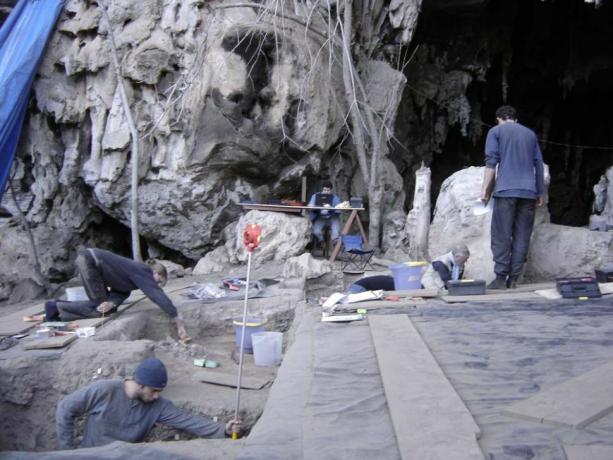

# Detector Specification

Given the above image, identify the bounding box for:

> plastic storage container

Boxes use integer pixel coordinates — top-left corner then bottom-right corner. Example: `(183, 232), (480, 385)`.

(233, 317), (267, 353)
(556, 277), (601, 299)
(65, 286), (88, 301)
(390, 262), (427, 290)
(252, 331), (283, 366)
(447, 279), (486, 296)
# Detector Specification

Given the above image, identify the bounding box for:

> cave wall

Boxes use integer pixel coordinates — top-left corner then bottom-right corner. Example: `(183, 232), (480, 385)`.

(0, 0), (420, 298)
(392, 0), (613, 227)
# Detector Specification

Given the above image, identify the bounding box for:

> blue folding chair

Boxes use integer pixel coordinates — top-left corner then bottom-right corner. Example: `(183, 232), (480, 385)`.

(340, 234), (374, 273)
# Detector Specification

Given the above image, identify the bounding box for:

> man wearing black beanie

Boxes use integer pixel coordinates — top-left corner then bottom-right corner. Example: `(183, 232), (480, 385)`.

(56, 358), (241, 449)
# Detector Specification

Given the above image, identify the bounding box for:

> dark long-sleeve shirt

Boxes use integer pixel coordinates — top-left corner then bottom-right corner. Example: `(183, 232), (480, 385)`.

(90, 249), (178, 318)
(484, 121), (545, 199)
(56, 380), (226, 449)
(353, 275), (396, 291)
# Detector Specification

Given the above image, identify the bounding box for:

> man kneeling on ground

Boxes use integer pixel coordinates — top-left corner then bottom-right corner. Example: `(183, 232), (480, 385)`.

(421, 244), (471, 290)
(30, 248), (189, 341)
(56, 358), (241, 449)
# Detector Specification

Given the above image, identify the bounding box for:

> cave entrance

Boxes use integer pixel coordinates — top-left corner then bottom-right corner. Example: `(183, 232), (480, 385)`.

(394, 0), (613, 226)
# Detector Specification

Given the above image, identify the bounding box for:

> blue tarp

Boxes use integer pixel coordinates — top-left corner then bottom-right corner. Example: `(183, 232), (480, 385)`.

(0, 0), (64, 204)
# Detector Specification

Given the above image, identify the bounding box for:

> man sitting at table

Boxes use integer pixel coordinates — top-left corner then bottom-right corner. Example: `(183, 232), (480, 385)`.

(308, 181), (342, 245)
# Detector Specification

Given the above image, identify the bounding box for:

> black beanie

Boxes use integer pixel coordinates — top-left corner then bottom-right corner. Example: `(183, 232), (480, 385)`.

(134, 358), (167, 388)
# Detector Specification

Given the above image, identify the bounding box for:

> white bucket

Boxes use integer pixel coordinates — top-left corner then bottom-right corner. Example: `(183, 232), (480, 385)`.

(65, 286), (88, 301)
(252, 332), (283, 366)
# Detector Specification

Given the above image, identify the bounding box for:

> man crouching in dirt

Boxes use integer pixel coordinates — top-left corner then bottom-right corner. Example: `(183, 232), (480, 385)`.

(56, 358), (241, 449)
(34, 248), (190, 342)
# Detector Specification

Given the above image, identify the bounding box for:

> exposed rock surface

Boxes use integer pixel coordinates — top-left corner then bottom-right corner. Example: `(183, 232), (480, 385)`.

(194, 210), (311, 274)
(282, 253), (332, 280)
(525, 223), (613, 280)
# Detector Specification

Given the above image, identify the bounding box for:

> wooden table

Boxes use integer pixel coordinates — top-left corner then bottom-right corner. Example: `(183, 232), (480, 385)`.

(239, 203), (367, 263)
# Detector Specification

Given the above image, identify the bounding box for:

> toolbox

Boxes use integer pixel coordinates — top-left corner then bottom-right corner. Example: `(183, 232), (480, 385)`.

(556, 277), (601, 299)
(594, 265), (613, 283)
(447, 279), (486, 296)
(350, 197), (363, 208)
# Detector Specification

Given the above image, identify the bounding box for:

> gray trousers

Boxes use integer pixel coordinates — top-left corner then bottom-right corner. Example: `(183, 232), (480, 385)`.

(491, 197), (536, 278)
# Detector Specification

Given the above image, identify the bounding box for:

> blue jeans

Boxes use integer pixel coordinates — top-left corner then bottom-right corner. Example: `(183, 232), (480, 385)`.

(491, 197), (536, 278)
(312, 216), (340, 242)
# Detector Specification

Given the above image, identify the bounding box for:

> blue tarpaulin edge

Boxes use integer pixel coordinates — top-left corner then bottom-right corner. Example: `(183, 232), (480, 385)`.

(0, 0), (65, 204)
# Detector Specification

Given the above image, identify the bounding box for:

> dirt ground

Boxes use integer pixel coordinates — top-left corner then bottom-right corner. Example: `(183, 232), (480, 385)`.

(0, 263), (305, 455)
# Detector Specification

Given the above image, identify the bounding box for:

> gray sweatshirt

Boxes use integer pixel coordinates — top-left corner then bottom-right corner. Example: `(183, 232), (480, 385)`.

(56, 380), (226, 449)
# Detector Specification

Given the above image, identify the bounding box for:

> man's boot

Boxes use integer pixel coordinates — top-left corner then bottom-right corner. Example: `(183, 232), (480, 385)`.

(507, 276), (518, 289)
(487, 275), (507, 290)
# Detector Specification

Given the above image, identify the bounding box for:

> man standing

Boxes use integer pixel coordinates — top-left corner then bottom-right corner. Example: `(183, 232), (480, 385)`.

(56, 358), (241, 449)
(40, 248), (189, 341)
(480, 105), (545, 289)
(308, 181), (342, 244)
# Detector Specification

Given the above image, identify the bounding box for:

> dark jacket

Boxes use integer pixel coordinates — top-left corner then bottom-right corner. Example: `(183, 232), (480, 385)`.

(89, 249), (178, 318)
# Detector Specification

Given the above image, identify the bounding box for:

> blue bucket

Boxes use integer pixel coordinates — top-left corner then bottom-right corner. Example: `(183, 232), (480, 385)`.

(390, 262), (427, 290)
(233, 317), (267, 353)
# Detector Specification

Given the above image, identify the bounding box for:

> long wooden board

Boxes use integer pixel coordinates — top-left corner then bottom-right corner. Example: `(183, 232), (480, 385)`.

(442, 291), (542, 303)
(23, 333), (77, 350)
(197, 371), (271, 390)
(369, 315), (484, 460)
(0, 303), (45, 336)
(334, 299), (420, 312)
(503, 360), (613, 428)
(387, 289), (440, 298)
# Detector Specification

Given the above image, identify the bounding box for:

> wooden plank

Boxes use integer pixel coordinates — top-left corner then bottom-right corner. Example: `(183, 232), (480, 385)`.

(442, 291), (542, 303)
(0, 303), (45, 336)
(563, 445), (613, 460)
(508, 282), (555, 293)
(23, 333), (77, 350)
(502, 360), (613, 428)
(369, 315), (484, 460)
(388, 289), (439, 298)
(197, 371), (271, 390)
(334, 299), (420, 312)
(535, 288), (561, 300)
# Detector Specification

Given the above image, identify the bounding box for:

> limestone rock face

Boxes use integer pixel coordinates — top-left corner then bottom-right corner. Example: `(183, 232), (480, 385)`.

(231, 210), (312, 266)
(1, 0), (357, 290)
(590, 165), (613, 231)
(283, 253), (332, 280)
(193, 209), (312, 273)
(525, 223), (613, 280)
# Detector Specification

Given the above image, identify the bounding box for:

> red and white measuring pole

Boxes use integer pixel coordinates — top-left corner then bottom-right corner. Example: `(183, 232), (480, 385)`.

(232, 224), (262, 439)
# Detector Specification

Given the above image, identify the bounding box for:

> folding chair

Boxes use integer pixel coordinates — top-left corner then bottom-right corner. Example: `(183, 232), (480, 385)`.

(340, 234), (374, 273)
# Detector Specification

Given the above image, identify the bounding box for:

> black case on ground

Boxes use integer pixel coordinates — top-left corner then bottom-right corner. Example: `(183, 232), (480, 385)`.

(556, 277), (601, 298)
(447, 279), (486, 296)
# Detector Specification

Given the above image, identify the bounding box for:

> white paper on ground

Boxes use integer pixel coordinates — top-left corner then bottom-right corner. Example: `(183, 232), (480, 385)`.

(321, 314), (364, 322)
(345, 290), (384, 303)
(322, 292), (346, 308)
